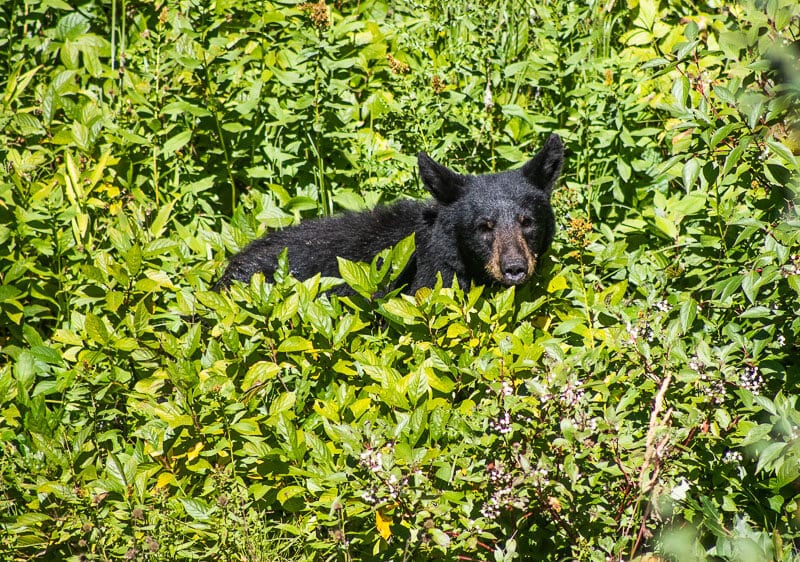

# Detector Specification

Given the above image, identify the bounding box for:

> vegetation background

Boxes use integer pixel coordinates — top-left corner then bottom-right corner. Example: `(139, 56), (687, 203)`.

(1, 0), (799, 560)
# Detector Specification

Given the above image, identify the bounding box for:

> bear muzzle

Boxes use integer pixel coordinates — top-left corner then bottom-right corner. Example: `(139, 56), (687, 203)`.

(486, 231), (537, 286)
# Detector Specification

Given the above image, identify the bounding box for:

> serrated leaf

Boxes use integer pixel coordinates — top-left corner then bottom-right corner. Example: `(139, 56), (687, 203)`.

(277, 336), (313, 353)
(337, 258), (371, 297)
(380, 297), (422, 323)
(29, 345), (64, 367)
(56, 12), (90, 41)
(195, 291), (232, 316)
(181, 498), (214, 521)
(85, 313), (109, 344)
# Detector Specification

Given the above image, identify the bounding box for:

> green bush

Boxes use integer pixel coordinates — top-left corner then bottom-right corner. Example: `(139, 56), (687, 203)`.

(1, 0), (798, 560)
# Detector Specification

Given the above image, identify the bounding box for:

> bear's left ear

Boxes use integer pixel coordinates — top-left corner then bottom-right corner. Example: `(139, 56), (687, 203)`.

(418, 152), (465, 204)
(521, 134), (564, 195)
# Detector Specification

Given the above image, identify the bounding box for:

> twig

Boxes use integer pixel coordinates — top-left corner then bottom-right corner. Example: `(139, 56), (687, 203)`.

(630, 373), (673, 558)
(638, 373), (672, 494)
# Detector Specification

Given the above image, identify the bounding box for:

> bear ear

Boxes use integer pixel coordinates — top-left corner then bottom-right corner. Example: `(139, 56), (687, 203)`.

(521, 134), (564, 195)
(418, 152), (465, 204)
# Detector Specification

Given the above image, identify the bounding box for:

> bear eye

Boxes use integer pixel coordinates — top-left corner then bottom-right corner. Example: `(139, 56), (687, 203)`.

(519, 215), (533, 228)
(478, 220), (495, 233)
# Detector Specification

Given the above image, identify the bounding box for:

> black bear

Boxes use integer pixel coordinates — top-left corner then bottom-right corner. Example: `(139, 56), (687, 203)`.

(214, 134), (564, 294)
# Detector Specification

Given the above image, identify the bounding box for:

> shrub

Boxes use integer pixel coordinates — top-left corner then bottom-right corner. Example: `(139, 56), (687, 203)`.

(1, 0), (798, 560)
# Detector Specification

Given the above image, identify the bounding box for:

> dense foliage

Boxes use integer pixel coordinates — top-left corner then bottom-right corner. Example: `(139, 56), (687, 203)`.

(1, 0), (799, 560)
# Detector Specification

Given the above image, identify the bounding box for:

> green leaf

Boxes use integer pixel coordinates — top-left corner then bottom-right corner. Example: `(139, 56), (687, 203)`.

(389, 234), (416, 281)
(162, 130), (192, 155)
(766, 138), (797, 169)
(277, 336), (313, 353)
(231, 419), (262, 436)
(405, 369), (429, 405)
(654, 215), (679, 239)
(547, 275), (567, 293)
(276, 486), (306, 506)
(181, 498), (215, 521)
(244, 361), (281, 390)
(380, 297), (422, 324)
(56, 13), (90, 41)
(617, 159), (632, 182)
(708, 122), (740, 148)
(337, 258), (372, 297)
(756, 441), (787, 473)
(313, 399), (340, 423)
(682, 158), (700, 190)
(493, 286), (515, 318)
(85, 313), (110, 345)
(671, 75), (689, 107)
(719, 30), (749, 59)
(635, 0), (658, 30)
(29, 345), (64, 367)
(777, 456), (800, 488)
(149, 199), (176, 238)
(679, 297), (697, 332)
(0, 285), (22, 302)
(162, 101), (213, 118)
(105, 453), (129, 488)
(196, 291), (233, 316)
(126, 244), (142, 276)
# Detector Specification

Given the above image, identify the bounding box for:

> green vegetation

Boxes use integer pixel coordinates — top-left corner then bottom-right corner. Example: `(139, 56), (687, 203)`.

(1, 0), (799, 560)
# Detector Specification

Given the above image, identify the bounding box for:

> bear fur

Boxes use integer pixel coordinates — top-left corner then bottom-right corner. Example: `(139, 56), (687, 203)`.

(214, 134), (564, 294)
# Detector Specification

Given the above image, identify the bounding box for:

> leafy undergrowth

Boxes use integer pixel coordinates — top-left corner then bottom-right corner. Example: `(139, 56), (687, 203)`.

(1, 0), (799, 560)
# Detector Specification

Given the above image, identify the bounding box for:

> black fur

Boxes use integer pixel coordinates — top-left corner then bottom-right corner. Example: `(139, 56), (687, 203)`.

(215, 134), (564, 294)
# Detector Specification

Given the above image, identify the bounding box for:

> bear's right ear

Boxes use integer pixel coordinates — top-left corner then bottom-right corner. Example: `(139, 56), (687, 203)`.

(418, 152), (465, 205)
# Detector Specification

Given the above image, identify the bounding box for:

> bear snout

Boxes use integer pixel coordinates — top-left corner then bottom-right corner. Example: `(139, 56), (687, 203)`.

(485, 228), (536, 286)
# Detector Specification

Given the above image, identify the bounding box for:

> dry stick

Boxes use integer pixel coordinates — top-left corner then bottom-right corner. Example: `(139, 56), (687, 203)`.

(639, 373), (673, 493)
(630, 373), (673, 559)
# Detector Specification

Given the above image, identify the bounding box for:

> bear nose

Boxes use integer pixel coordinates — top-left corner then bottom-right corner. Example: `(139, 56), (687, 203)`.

(501, 260), (528, 284)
